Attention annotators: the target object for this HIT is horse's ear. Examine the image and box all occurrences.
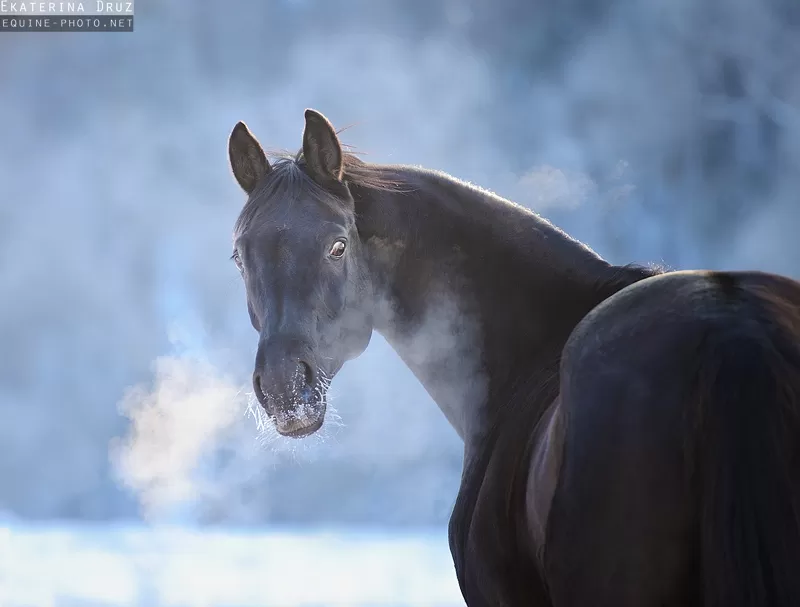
[302,109,343,184]
[228,121,271,195]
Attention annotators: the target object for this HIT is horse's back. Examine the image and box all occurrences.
[562,269,800,386]
[541,269,800,606]
[568,269,800,352]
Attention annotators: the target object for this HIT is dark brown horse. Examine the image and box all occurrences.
[225,108,800,606]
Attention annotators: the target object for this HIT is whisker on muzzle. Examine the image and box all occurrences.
[242,367,344,458]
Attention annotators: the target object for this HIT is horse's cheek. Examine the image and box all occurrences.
[321,274,347,318]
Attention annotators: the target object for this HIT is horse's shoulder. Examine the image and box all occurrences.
[448,374,557,606]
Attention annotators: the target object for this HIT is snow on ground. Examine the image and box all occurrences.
[0,523,464,607]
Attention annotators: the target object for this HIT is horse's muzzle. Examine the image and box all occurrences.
[252,336,326,437]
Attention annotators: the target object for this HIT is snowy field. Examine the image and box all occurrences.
[0,524,464,607]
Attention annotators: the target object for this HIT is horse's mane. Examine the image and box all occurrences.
[233,144,409,237]
[270,143,408,192]
[593,262,667,299]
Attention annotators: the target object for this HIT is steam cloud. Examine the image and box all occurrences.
[112,351,244,521]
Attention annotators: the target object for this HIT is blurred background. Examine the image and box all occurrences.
[0,0,798,605]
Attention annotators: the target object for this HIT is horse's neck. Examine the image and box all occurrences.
[352,167,615,448]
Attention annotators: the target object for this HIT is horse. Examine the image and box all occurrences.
[224,108,800,607]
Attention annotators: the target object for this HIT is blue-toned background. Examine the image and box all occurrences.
[1,0,798,605]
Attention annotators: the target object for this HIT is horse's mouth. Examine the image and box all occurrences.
[276,415,324,438]
[271,393,327,438]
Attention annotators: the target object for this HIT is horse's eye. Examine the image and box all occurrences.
[232,251,243,270]
[329,239,347,259]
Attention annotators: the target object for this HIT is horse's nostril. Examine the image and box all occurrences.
[254,374,266,399]
[298,361,314,387]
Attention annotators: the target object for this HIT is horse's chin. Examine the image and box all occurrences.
[273,397,327,439]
